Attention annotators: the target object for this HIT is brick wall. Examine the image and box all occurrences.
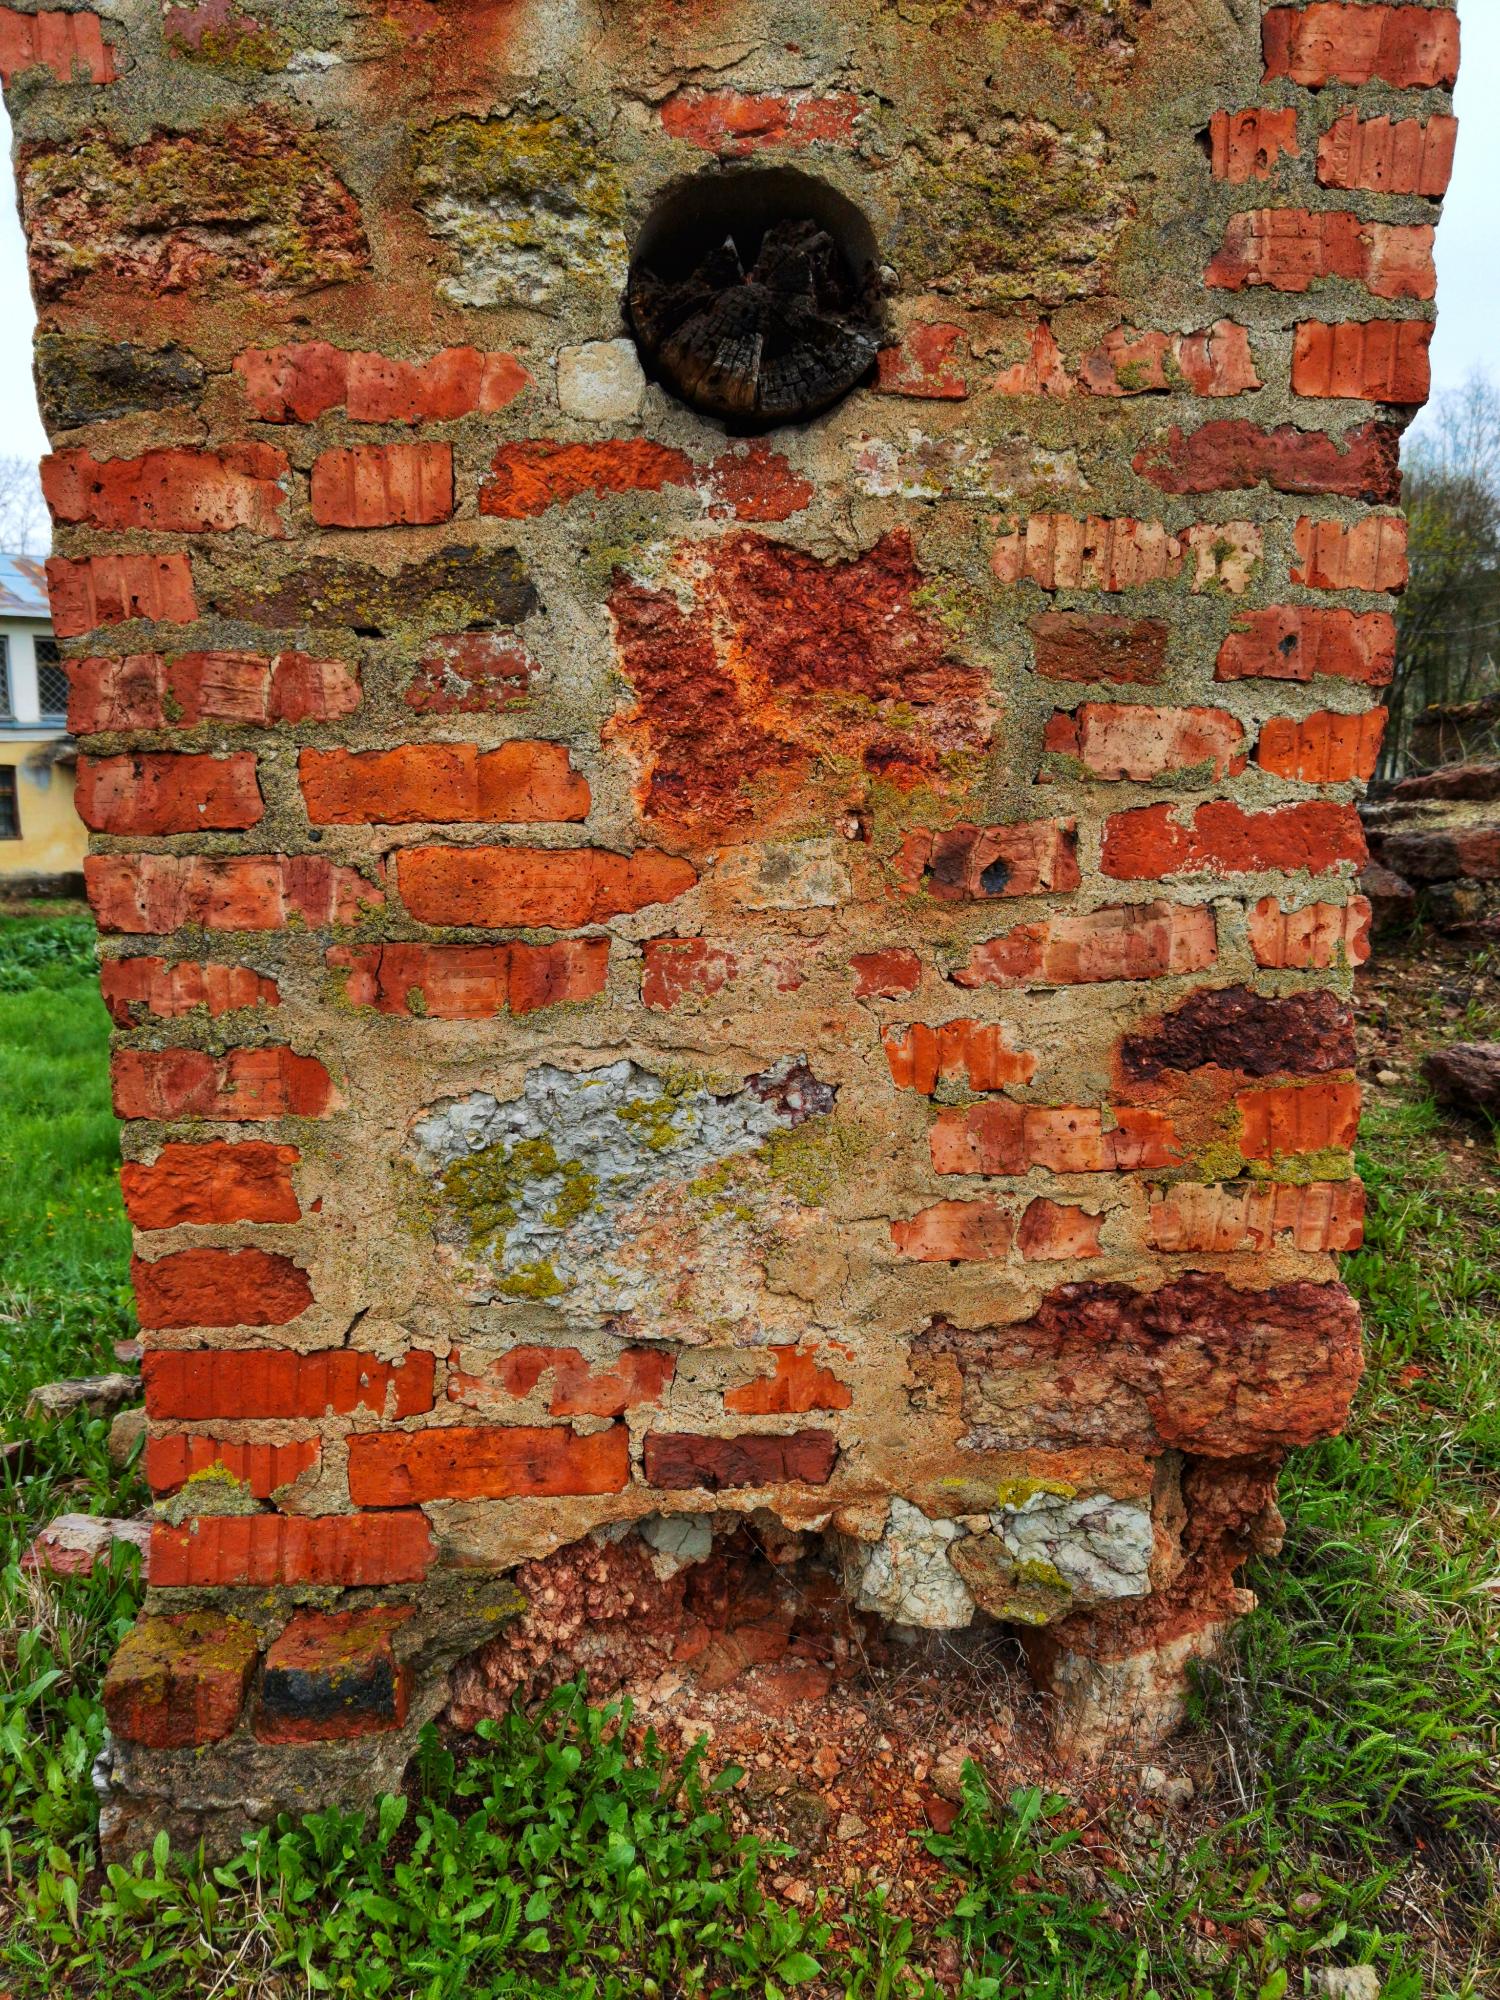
[1,0,1454,1845]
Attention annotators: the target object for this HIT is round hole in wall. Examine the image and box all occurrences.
[624,167,885,431]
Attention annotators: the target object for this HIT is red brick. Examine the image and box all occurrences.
[876,323,969,399]
[1044,703,1248,781]
[45,553,197,638]
[144,1348,434,1420]
[132,1248,313,1329]
[699,442,814,523]
[254,1607,414,1744]
[1248,895,1372,969]
[991,323,1072,397]
[850,948,922,999]
[0,5,116,82]
[1236,1079,1362,1162]
[1076,323,1260,398]
[892,820,1079,900]
[1207,108,1299,183]
[1292,515,1408,592]
[86,853,381,932]
[1318,109,1458,198]
[310,443,453,528]
[404,632,537,716]
[300,743,588,826]
[121,1140,301,1228]
[69,650,359,732]
[725,1346,853,1415]
[347,1424,629,1505]
[641,938,738,1009]
[100,957,280,1023]
[1292,320,1433,403]
[330,938,608,1018]
[1148,1180,1365,1254]
[1205,210,1435,302]
[1030,613,1168,685]
[1017,1198,1102,1261]
[892,1200,1014,1262]
[102,1613,257,1749]
[147,1440,320,1504]
[150,1512,435,1587]
[882,1019,1036,1094]
[1216,608,1395,686]
[952,901,1218,990]
[930,1102,1180,1175]
[479,440,697,519]
[1135,419,1401,502]
[235,342,530,422]
[145,1435,320,1498]
[76,752,263,835]
[112,1047,335,1120]
[642,1430,838,1489]
[993,515,1259,592]
[661,88,859,153]
[1102,801,1367,880]
[448,1347,674,1418]
[1263,4,1459,88]
[397,845,695,928]
[1255,709,1386,783]
[42,445,289,536]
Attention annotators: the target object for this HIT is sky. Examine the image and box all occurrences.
[0,4,1493,463]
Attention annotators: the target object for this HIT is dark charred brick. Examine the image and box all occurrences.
[36,332,207,430]
[643,1430,839,1489]
[1118,985,1356,1082]
[210,545,538,638]
[253,1607,413,1744]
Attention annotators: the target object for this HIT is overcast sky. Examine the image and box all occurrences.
[0,6,1492,462]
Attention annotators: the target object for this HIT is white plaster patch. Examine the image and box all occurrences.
[843,1497,976,1630]
[993,1491,1153,1602]
[557,339,647,422]
[423,196,629,310]
[409,1057,834,1322]
[855,431,1086,503]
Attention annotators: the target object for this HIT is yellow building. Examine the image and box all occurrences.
[0,551,85,895]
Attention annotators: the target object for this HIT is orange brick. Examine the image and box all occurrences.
[1292,320,1433,404]
[121,1141,301,1228]
[132,1250,313,1330]
[1207,108,1299,183]
[1148,1180,1365,1254]
[882,1020,1037,1094]
[299,743,589,825]
[891,1200,1014,1262]
[1248,896,1372,969]
[100,957,280,1023]
[1292,516,1408,592]
[1236,1079,1362,1162]
[346,1424,630,1505]
[1318,109,1458,198]
[724,1347,853,1415]
[310,442,453,527]
[1216,609,1395,686]
[150,1512,434,1587]
[144,1348,434,1420]
[1044,703,1247,781]
[1206,210,1435,302]
[145,1435,320,1499]
[396,846,695,929]
[1255,709,1386,783]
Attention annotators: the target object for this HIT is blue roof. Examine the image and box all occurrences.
[0,552,49,621]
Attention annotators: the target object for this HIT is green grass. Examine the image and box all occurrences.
[0,911,1497,1996]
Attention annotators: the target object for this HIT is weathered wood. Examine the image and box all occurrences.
[627,218,881,426]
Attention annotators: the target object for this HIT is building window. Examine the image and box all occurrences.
[0,637,11,720]
[34,640,69,724]
[0,767,18,839]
